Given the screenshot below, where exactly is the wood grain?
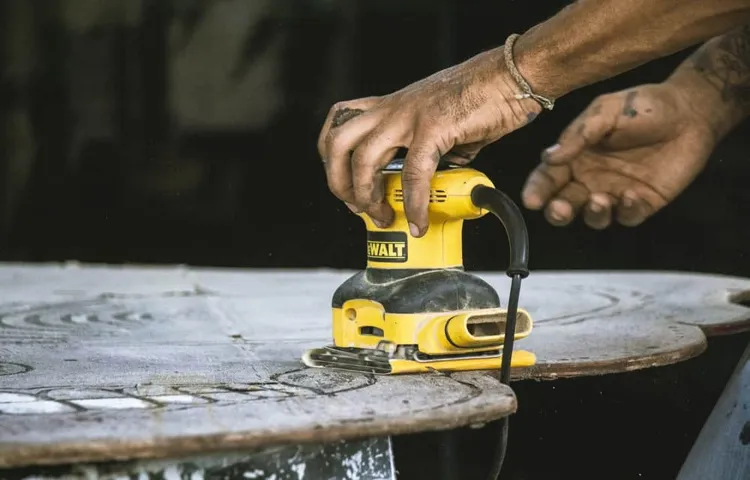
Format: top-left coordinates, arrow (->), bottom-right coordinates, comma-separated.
1,264 -> 749,468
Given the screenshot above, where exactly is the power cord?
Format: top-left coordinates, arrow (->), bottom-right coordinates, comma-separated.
470,186 -> 530,480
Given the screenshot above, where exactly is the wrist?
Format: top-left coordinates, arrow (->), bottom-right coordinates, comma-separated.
471,46 -> 544,125
511,30 -> 569,101
666,67 -> 744,141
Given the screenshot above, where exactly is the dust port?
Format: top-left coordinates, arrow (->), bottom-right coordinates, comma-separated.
465,311 -> 533,339
360,326 -> 384,337
466,315 -> 504,337
345,308 -> 357,321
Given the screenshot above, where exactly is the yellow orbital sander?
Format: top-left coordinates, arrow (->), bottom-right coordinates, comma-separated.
302,158 -> 536,375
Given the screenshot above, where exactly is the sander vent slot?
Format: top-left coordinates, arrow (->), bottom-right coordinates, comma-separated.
360,326 -> 385,337
393,189 -> 447,203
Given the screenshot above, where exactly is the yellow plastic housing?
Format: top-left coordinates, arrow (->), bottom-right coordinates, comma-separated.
361,167 -> 494,270
332,299 -> 536,373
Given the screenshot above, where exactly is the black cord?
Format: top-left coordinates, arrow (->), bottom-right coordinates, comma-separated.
470,185 -> 530,480
485,274 -> 522,480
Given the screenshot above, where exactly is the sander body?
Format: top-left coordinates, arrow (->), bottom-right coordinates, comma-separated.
302,160 -> 536,375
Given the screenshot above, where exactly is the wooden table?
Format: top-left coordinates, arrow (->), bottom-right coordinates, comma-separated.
1,264 -> 749,479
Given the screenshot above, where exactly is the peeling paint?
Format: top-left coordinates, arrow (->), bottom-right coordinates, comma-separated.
289,463 -> 305,479
4,438 -> 395,480
241,470 -> 264,479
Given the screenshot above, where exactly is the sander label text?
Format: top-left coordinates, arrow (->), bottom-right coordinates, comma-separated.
367,231 -> 408,263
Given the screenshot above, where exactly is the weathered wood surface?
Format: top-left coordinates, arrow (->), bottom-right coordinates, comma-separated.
0,263 -> 515,469
1,264 -> 750,469
676,340 -> 750,480
510,270 -> 750,379
190,266 -> 750,379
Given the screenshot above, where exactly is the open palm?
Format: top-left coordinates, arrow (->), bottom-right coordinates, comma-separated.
521,84 -> 717,229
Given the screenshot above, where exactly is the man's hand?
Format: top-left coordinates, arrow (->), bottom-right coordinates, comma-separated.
317,49 -> 541,237
318,0 -> 750,236
521,83 -> 717,229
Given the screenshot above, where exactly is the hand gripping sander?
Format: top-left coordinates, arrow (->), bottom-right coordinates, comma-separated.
302,159 -> 535,375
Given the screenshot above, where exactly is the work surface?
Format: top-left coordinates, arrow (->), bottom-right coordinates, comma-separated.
1,263 -> 750,469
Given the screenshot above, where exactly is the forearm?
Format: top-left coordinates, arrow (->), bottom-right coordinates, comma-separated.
667,25 -> 750,140
511,0 -> 750,99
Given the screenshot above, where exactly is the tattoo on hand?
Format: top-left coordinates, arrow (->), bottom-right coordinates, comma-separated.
622,91 -> 638,117
331,107 -> 365,128
689,25 -> 750,106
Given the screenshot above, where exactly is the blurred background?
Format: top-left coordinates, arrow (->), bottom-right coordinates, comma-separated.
2,0 -> 749,275
3,1 -> 750,479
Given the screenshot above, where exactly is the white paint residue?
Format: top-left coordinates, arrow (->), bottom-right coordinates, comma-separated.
243,470 -> 265,479
151,394 -> 206,404
342,451 -> 363,479
70,314 -> 89,323
0,392 -> 36,403
0,400 -> 74,414
163,465 -> 182,480
291,462 -> 306,479
190,470 -> 204,480
73,397 -> 153,409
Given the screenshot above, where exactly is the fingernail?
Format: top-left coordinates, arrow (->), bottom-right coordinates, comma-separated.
522,193 -> 542,210
409,222 -> 420,237
373,218 -> 388,229
541,144 -> 560,161
589,202 -> 602,213
345,202 -> 361,214
622,197 -> 634,208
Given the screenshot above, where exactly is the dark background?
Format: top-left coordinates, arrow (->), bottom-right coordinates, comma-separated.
2,1 -> 749,479
3,0 -> 749,275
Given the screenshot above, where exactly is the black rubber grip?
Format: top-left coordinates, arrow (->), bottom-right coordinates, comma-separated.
470,185 -> 530,278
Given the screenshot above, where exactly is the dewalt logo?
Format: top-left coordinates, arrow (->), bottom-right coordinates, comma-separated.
366,231 -> 408,263
368,241 -> 406,259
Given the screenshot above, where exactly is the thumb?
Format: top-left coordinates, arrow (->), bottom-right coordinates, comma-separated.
542,96 -> 619,165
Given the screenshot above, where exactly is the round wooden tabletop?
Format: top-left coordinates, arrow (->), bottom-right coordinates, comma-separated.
0,263 -> 514,469
2,263 -> 749,468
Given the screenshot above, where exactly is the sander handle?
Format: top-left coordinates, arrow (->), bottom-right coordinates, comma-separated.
470,185 -> 530,278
